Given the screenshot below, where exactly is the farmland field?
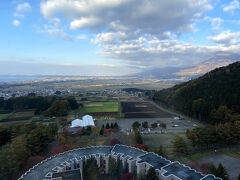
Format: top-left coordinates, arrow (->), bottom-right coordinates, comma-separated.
121,101 -> 173,118
0,114 -> 10,120
0,111 -> 34,123
77,101 -> 120,120
80,102 -> 119,113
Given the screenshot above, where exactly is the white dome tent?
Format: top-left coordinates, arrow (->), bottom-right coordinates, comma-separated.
71,115 -> 95,128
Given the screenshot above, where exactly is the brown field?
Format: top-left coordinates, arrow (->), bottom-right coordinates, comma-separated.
121,101 -> 173,118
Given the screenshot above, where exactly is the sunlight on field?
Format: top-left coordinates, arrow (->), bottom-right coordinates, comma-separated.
80,102 -> 119,114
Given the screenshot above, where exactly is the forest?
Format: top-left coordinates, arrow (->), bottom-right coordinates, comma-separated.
153,62 -> 240,124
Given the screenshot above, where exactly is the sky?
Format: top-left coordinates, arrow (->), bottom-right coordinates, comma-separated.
0,0 -> 240,76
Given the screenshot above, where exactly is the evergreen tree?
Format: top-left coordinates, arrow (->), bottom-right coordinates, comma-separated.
99,128 -> 104,135
106,123 -> 110,129
216,163 -> 229,180
172,135 -> 188,155
135,131 -> 143,144
113,122 -> 119,129
109,158 -> 118,176
110,123 -> 114,129
146,167 -> 157,180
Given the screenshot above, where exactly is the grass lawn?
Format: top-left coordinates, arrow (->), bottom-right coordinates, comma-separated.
142,132 -> 187,150
0,113 -> 11,120
10,111 -> 34,118
80,102 -> 119,114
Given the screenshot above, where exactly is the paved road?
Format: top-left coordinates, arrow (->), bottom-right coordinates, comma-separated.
198,153 -> 240,179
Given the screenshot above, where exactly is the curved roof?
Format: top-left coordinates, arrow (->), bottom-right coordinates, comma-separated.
19,145 -> 221,180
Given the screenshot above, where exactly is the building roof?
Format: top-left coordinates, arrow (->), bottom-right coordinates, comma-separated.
52,169 -> 82,180
111,144 -> 147,160
162,162 -> 204,180
19,145 -> 221,180
71,115 -> 94,128
138,152 -> 171,169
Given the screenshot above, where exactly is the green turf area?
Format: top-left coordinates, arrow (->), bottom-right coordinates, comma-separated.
0,114 -> 10,120
80,102 -> 119,114
10,111 -> 34,118
142,132 -> 186,149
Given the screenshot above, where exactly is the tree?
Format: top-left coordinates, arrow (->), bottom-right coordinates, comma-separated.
25,156 -> 45,170
57,134 -> 67,145
109,158 -> 118,176
156,145 -> 166,157
146,167 -> 157,180
0,136 -> 30,179
50,144 -> 73,156
135,131 -> 143,144
110,123 -> 114,129
0,126 -> 12,147
121,173 -> 134,180
160,123 -> 166,129
27,124 -> 56,155
209,163 -> 217,175
110,138 -> 121,146
172,135 -> 188,155
113,122 -> 119,129
67,96 -> 79,110
55,90 -> 61,95
132,121 -> 140,131
133,144 -> 148,151
151,123 -> 157,128
106,123 -> 110,129
44,100 -> 71,117
142,121 -> 148,128
216,163 -> 229,180
92,127 -> 100,135
83,157 -> 99,180
99,128 -> 104,135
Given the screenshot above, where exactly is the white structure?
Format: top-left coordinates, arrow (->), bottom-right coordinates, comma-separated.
71,115 -> 95,128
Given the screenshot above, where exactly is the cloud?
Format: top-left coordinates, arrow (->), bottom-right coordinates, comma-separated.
41,0 -> 212,38
223,0 -> 240,14
205,16 -> 224,31
38,18 -> 73,41
93,34 -> 240,68
76,34 -> 87,40
39,0 -> 220,68
12,19 -> 21,27
208,30 -> 240,45
14,2 -> 31,18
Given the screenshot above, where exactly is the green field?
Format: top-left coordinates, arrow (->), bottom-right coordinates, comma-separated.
10,111 -> 34,118
0,114 -> 10,120
80,102 -> 119,114
142,132 -> 187,149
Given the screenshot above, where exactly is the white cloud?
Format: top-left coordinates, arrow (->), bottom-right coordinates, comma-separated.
14,2 -> 31,18
208,30 -> 240,45
76,34 -> 87,40
205,16 -> 224,31
12,19 -> 21,27
40,0 -> 221,68
223,0 -> 240,14
39,18 -> 72,41
41,0 -> 212,38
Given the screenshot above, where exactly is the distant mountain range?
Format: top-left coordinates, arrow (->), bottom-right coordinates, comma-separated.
135,52 -> 240,80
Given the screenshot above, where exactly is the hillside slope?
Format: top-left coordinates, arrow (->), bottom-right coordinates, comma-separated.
153,62 -> 240,124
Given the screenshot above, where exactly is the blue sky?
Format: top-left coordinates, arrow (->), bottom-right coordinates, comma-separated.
0,0 -> 240,75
